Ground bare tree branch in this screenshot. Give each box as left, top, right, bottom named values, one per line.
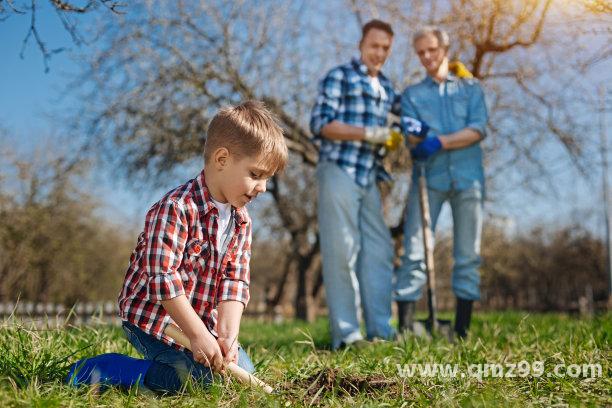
left=3, top=0, right=124, bottom=71
left=471, top=0, right=553, bottom=78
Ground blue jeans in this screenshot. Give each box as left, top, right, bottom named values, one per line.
left=316, top=161, right=395, bottom=349
left=394, top=182, right=483, bottom=302
left=122, top=321, right=254, bottom=392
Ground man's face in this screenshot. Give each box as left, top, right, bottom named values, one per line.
left=359, top=28, right=393, bottom=76
left=217, top=153, right=272, bottom=208
left=414, top=33, right=447, bottom=76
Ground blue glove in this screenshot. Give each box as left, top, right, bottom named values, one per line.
left=66, top=353, right=152, bottom=389
left=401, top=116, right=430, bottom=139
left=411, top=137, right=442, bottom=160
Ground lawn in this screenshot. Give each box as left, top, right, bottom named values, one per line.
left=0, top=312, right=610, bottom=407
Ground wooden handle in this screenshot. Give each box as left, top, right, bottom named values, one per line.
left=418, top=163, right=439, bottom=325
left=164, top=323, right=274, bottom=394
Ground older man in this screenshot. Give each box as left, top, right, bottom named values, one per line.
left=396, top=26, right=488, bottom=339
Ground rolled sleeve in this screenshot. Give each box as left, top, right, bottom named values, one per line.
left=309, top=68, right=344, bottom=138
left=217, top=222, right=251, bottom=306
left=466, top=82, right=488, bottom=138
left=147, top=273, right=184, bottom=301
left=144, top=199, right=187, bottom=302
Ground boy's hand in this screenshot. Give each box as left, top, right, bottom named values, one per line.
left=217, top=336, right=239, bottom=365
left=189, top=330, right=224, bottom=372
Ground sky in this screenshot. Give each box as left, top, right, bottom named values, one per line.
left=0, top=3, right=169, bottom=229
left=0, top=1, right=610, bottom=238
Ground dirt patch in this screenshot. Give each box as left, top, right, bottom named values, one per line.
left=281, top=367, right=412, bottom=404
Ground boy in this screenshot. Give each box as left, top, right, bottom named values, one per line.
left=67, top=101, right=288, bottom=393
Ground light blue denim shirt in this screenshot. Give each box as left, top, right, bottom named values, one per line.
left=401, top=74, right=488, bottom=191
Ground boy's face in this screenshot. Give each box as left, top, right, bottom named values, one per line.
left=213, top=150, right=272, bottom=208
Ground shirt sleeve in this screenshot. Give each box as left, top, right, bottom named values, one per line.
left=217, top=221, right=251, bottom=306
left=143, top=199, right=187, bottom=301
left=465, top=82, right=488, bottom=138
left=400, top=88, right=429, bottom=134
left=401, top=87, right=420, bottom=121
left=309, top=67, right=344, bottom=138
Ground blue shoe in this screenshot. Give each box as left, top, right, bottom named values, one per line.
left=66, top=353, right=152, bottom=389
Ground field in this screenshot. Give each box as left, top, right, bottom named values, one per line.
left=0, top=312, right=610, bottom=407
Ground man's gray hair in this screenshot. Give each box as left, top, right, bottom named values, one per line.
left=413, top=26, right=450, bottom=50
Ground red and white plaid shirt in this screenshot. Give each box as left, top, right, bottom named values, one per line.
left=118, top=170, right=251, bottom=350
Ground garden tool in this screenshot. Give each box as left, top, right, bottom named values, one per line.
left=414, top=161, right=453, bottom=341
left=164, top=323, right=274, bottom=394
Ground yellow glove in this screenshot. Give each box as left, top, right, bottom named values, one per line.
left=385, top=126, right=404, bottom=151
left=449, top=60, right=474, bottom=79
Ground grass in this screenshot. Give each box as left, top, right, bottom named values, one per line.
left=0, top=311, right=610, bottom=407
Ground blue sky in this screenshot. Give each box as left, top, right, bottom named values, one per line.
left=0, top=3, right=169, bottom=227
left=0, top=2, right=610, bottom=238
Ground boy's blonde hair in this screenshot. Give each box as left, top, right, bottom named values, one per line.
left=204, top=101, right=288, bottom=174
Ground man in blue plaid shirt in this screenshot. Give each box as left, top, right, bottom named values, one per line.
left=310, top=19, right=399, bottom=349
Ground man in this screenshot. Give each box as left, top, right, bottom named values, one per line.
left=396, top=26, right=488, bottom=339
left=310, top=19, right=398, bottom=349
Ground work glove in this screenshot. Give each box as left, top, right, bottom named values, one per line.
left=66, top=353, right=152, bottom=390
left=449, top=60, right=474, bottom=79
left=411, top=137, right=442, bottom=160
left=385, top=124, right=404, bottom=151
left=400, top=116, right=431, bottom=139
left=364, top=126, right=393, bottom=144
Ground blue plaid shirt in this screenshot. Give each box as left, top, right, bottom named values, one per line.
left=310, top=58, right=399, bottom=187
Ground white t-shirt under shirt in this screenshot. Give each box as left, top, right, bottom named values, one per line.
left=368, top=75, right=387, bottom=100
left=210, top=197, right=232, bottom=250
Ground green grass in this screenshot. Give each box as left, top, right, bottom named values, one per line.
left=0, top=312, right=610, bottom=407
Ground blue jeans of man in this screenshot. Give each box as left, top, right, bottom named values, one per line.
left=316, top=161, right=395, bottom=349
left=394, top=183, right=483, bottom=302
left=122, top=321, right=254, bottom=393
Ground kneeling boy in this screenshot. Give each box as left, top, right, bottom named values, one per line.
left=67, top=101, right=288, bottom=393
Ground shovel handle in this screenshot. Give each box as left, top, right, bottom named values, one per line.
left=164, top=323, right=274, bottom=394
left=417, top=162, right=438, bottom=324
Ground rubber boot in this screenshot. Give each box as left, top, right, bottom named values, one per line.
left=454, top=298, right=473, bottom=339
left=397, top=301, right=416, bottom=333
left=66, top=353, right=152, bottom=390
left=67, top=353, right=184, bottom=394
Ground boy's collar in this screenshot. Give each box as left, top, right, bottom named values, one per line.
left=195, top=170, right=248, bottom=225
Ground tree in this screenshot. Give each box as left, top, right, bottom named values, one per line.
left=0, top=0, right=124, bottom=71
left=74, top=0, right=610, bottom=319
left=77, top=0, right=327, bottom=319
left=0, top=136, right=133, bottom=304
